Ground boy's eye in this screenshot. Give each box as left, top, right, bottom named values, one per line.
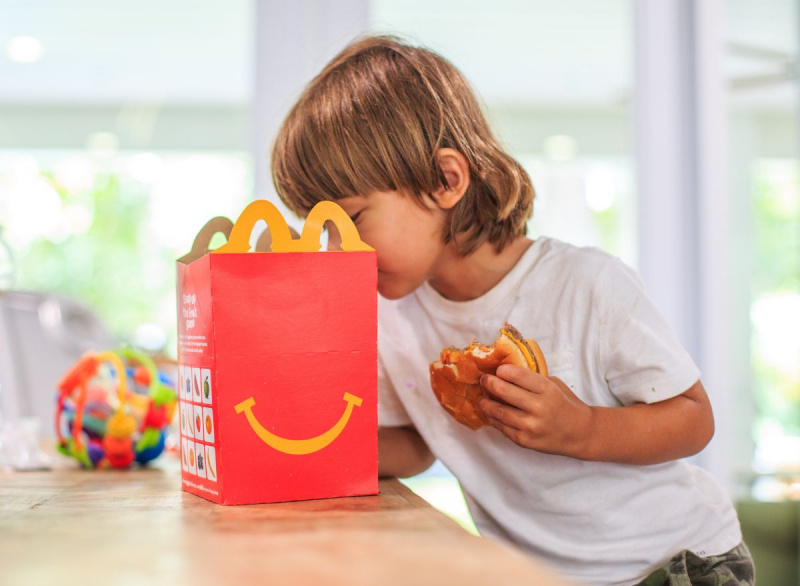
left=349, top=211, right=362, bottom=223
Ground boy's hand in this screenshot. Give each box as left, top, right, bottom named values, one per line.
left=479, top=364, right=593, bottom=458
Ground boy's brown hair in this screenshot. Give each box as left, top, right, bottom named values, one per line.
left=271, top=35, right=534, bottom=255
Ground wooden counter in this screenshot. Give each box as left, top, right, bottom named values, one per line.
left=0, top=451, right=569, bottom=585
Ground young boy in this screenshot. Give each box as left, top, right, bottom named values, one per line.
left=271, top=36, right=754, bottom=586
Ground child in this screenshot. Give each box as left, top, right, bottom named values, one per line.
left=271, top=36, right=754, bottom=586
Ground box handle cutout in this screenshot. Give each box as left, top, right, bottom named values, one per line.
left=213, top=200, right=373, bottom=254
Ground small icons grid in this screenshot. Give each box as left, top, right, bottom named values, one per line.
left=178, top=365, right=217, bottom=482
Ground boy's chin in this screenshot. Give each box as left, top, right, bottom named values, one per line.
left=378, top=287, right=409, bottom=301
left=377, top=278, right=419, bottom=301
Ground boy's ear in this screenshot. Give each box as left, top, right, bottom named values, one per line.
left=430, top=148, right=470, bottom=210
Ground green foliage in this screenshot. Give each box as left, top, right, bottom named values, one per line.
left=13, top=171, right=177, bottom=350
left=590, top=205, right=620, bottom=256
left=752, top=353, right=800, bottom=435
left=752, top=170, right=800, bottom=295
left=751, top=163, right=800, bottom=435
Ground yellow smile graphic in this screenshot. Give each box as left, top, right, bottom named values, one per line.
left=234, top=393, right=363, bottom=455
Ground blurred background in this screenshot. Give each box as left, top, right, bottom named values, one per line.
left=0, top=0, right=797, bottom=582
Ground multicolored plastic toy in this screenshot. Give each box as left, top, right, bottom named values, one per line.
left=56, top=347, right=177, bottom=469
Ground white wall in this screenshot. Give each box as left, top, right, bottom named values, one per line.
left=634, top=0, right=738, bottom=492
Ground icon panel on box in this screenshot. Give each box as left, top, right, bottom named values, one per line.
left=186, top=401, right=195, bottom=435
left=192, top=404, right=204, bottom=440
left=195, top=442, right=207, bottom=479
left=201, top=368, right=212, bottom=405
left=179, top=402, right=187, bottom=435
left=181, top=437, right=189, bottom=472
left=183, top=367, right=192, bottom=401
left=191, top=367, right=202, bottom=402
left=205, top=445, right=217, bottom=482
left=187, top=440, right=197, bottom=475
left=202, top=406, right=215, bottom=444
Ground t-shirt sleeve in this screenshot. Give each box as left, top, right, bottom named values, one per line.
left=377, top=353, right=413, bottom=427
left=595, top=257, right=701, bottom=405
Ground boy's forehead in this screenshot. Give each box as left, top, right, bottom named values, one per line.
left=334, top=189, right=409, bottom=212
left=335, top=194, right=369, bottom=209
left=337, top=195, right=363, bottom=205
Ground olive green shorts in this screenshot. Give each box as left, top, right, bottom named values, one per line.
left=635, top=542, right=755, bottom=586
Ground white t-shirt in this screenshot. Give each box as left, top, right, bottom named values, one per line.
left=377, top=237, right=742, bottom=586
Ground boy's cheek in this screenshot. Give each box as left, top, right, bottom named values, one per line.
left=325, top=226, right=343, bottom=250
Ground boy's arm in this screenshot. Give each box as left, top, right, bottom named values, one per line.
left=480, top=366, right=715, bottom=466
left=378, top=425, right=436, bottom=478
left=577, top=379, right=714, bottom=464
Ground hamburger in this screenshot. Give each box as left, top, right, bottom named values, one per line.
left=429, top=323, right=547, bottom=430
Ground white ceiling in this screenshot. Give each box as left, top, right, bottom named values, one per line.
left=0, top=0, right=796, bottom=107
left=372, top=0, right=633, bottom=107
left=0, top=0, right=253, bottom=104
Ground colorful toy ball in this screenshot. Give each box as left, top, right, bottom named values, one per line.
left=56, top=348, right=177, bottom=470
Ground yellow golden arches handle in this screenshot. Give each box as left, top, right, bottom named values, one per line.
left=300, top=201, right=373, bottom=252
left=213, top=200, right=373, bottom=254
left=234, top=393, right=363, bottom=455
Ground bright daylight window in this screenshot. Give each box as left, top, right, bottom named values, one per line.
left=727, top=0, right=800, bottom=501
left=0, top=0, right=253, bottom=359
left=0, top=150, right=251, bottom=355
left=522, top=156, right=636, bottom=266
left=749, top=159, right=800, bottom=497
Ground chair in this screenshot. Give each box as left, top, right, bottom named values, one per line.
left=0, top=290, right=114, bottom=435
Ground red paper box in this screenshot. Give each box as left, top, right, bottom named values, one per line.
left=176, top=200, right=378, bottom=505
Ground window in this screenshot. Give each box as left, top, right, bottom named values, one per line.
left=727, top=0, right=800, bottom=500
left=0, top=150, right=251, bottom=352
left=0, top=0, right=254, bottom=357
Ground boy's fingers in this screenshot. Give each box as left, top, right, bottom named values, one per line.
left=479, top=396, right=527, bottom=430
left=494, top=364, right=549, bottom=393
left=485, top=417, right=525, bottom=447
left=480, top=374, right=535, bottom=409
left=548, top=376, right=572, bottom=395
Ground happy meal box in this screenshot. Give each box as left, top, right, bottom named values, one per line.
left=176, top=200, right=378, bottom=505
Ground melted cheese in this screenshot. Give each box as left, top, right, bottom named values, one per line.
left=500, top=328, right=537, bottom=371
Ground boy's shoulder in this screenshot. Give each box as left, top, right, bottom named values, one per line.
left=378, top=237, right=630, bottom=319
left=534, top=239, right=650, bottom=322
left=531, top=236, right=622, bottom=284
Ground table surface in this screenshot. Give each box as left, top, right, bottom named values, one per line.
left=0, top=449, right=569, bottom=586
